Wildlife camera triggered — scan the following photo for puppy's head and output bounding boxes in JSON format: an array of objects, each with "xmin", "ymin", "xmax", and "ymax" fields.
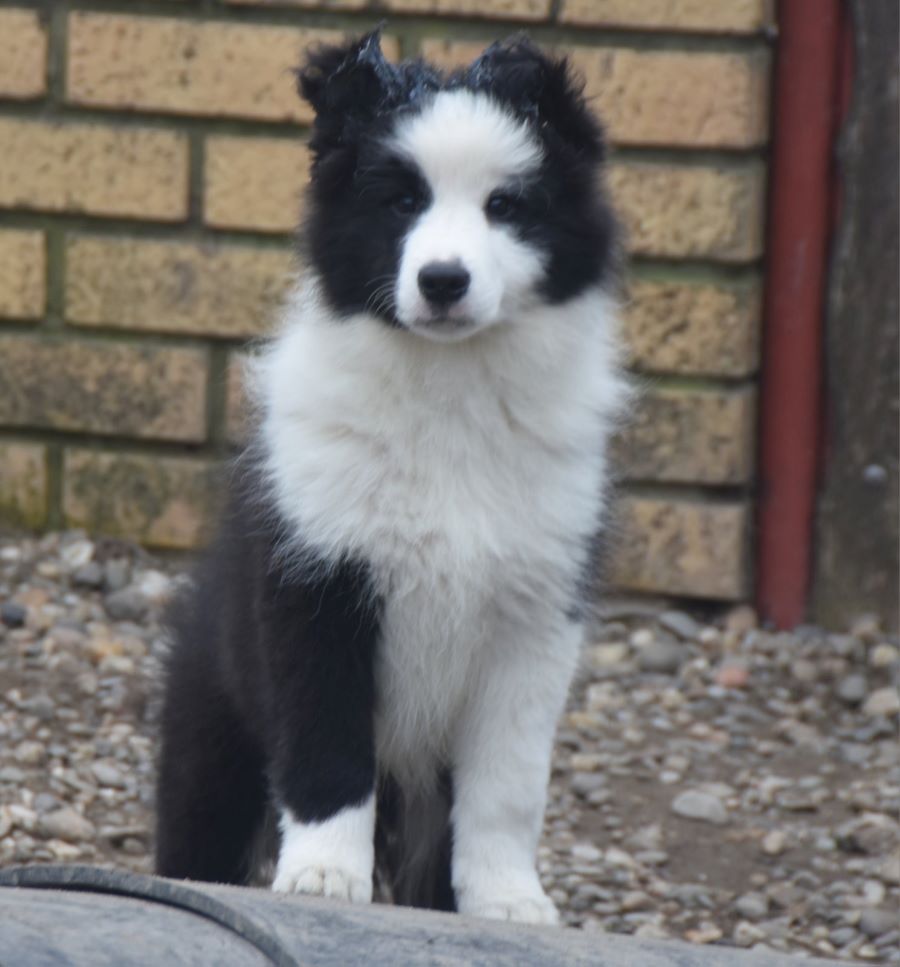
[{"xmin": 298, "ymin": 30, "xmax": 616, "ymax": 342}]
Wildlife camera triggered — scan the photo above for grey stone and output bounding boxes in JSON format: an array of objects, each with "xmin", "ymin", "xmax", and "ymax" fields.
[
  {"xmin": 22, "ymin": 694, "xmax": 55, "ymax": 721},
  {"xmin": 670, "ymin": 790, "xmax": 728, "ymax": 825},
  {"xmin": 14, "ymin": 741, "xmax": 46, "ymax": 766},
  {"xmin": 103, "ymin": 587, "xmax": 149, "ymax": 623},
  {"xmin": 71, "ymin": 561, "xmax": 104, "ymax": 589},
  {"xmin": 33, "ymin": 793, "xmax": 59, "ymax": 813},
  {"xmin": 638, "ymin": 640, "xmax": 684, "ymax": 675},
  {"xmin": 734, "ymin": 892, "xmax": 769, "ymax": 921},
  {"xmin": 829, "ymin": 926, "xmax": 858, "ymax": 947},
  {"xmin": 658, "ymin": 610, "xmax": 702, "ymax": 640},
  {"xmin": 836, "ymin": 673, "xmax": 868, "ymax": 705},
  {"xmin": 103, "ymin": 559, "xmax": 131, "ymax": 592},
  {"xmin": 37, "ymin": 807, "xmax": 95, "ymax": 842},
  {"xmin": 863, "ymin": 687, "xmax": 900, "ymax": 717},
  {"xmin": 859, "ymin": 908, "xmax": 897, "ymax": 938},
  {"xmin": 0, "ymin": 601, "xmax": 26, "ymax": 628},
  {"xmin": 90, "ymin": 761, "xmax": 127, "ymax": 789}
]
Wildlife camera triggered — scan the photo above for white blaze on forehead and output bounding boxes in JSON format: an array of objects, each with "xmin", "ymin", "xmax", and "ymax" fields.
[{"xmin": 390, "ymin": 89, "xmax": 542, "ymax": 192}]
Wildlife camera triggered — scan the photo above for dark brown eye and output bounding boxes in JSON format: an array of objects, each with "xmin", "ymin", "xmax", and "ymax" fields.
[
  {"xmin": 485, "ymin": 191, "xmax": 517, "ymax": 221},
  {"xmin": 391, "ymin": 192, "xmax": 421, "ymax": 216}
]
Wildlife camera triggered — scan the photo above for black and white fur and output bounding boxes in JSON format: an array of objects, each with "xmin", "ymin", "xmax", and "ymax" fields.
[{"xmin": 156, "ymin": 31, "xmax": 629, "ymax": 925}]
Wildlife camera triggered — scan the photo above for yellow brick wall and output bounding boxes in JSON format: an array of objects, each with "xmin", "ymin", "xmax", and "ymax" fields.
[{"xmin": 0, "ymin": 0, "xmax": 775, "ymax": 601}]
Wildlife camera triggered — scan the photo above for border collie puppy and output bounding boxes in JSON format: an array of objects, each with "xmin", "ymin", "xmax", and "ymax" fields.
[{"xmin": 156, "ymin": 30, "xmax": 628, "ymax": 925}]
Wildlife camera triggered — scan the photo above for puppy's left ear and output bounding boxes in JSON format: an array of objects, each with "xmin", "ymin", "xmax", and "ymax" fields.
[{"xmin": 467, "ymin": 38, "xmax": 606, "ymax": 162}]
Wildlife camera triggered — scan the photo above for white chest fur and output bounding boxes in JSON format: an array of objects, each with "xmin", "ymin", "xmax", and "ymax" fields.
[{"xmin": 258, "ymin": 282, "xmax": 627, "ymax": 782}]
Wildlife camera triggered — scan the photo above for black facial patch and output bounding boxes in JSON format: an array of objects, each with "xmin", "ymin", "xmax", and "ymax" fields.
[{"xmin": 304, "ymin": 141, "xmax": 432, "ymax": 323}]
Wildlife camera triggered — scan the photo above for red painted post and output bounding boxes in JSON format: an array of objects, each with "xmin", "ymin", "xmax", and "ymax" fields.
[{"xmin": 756, "ymin": 0, "xmax": 845, "ymax": 628}]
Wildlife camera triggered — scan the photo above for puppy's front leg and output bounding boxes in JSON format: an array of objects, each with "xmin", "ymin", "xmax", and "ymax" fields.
[
  {"xmin": 261, "ymin": 559, "xmax": 380, "ymax": 903},
  {"xmin": 451, "ymin": 621, "xmax": 581, "ymax": 925}
]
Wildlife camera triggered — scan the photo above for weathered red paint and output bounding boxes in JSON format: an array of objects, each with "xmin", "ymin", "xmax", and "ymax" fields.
[{"xmin": 756, "ymin": 0, "xmax": 847, "ymax": 628}]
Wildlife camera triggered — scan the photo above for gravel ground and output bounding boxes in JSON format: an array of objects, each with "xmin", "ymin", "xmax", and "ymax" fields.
[{"xmin": 1, "ymin": 530, "xmax": 897, "ymax": 962}]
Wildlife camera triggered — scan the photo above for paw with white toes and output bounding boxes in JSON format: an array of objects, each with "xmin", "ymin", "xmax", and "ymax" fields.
[
  {"xmin": 456, "ymin": 872, "xmax": 559, "ymax": 925},
  {"xmin": 272, "ymin": 862, "xmax": 372, "ymax": 903},
  {"xmin": 273, "ymin": 800, "xmax": 374, "ymax": 905}
]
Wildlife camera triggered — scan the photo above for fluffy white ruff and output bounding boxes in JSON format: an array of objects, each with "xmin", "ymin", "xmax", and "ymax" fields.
[{"xmin": 255, "ymin": 279, "xmax": 628, "ymax": 920}]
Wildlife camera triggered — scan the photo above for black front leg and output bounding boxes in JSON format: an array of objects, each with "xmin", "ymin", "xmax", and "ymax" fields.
[{"xmin": 261, "ymin": 553, "xmax": 382, "ymax": 902}]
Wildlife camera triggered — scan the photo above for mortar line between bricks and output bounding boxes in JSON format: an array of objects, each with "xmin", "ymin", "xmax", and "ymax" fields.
[
  {"xmin": 621, "ymin": 481, "xmax": 756, "ymax": 504},
  {"xmin": 627, "ymin": 367, "xmax": 759, "ymax": 385},
  {"xmin": 627, "ymin": 260, "xmax": 763, "ymax": 285},
  {"xmin": 205, "ymin": 344, "xmax": 230, "ymax": 455},
  {"xmin": 0, "ymin": 319, "xmax": 264, "ymax": 350},
  {"xmin": 627, "ymin": 373, "xmax": 759, "ymax": 394},
  {"xmin": 0, "ymin": 211, "xmax": 299, "ymax": 249},
  {"xmin": 46, "ymin": 1, "xmax": 67, "ymax": 105},
  {"xmin": 45, "ymin": 443, "xmax": 64, "ymax": 531},
  {"xmin": 0, "ymin": 323, "xmax": 222, "ymax": 354},
  {"xmin": 187, "ymin": 128, "xmax": 206, "ymax": 226},
  {"xmin": 41, "ymin": 230, "xmax": 66, "ymax": 332},
  {"xmin": 0, "ymin": 0, "xmax": 775, "ymax": 54},
  {"xmin": 0, "ymin": 426, "xmax": 227, "ymax": 460}
]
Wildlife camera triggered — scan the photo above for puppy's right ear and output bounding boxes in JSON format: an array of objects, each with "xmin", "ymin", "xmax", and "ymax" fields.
[{"xmin": 297, "ymin": 29, "xmax": 394, "ymax": 157}]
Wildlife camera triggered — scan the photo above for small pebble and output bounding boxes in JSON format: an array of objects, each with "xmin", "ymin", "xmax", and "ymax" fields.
[
  {"xmin": 734, "ymin": 892, "xmax": 769, "ymax": 921},
  {"xmin": 837, "ymin": 674, "xmax": 869, "ymax": 706},
  {"xmin": 671, "ymin": 790, "xmax": 728, "ymax": 825},
  {"xmin": 638, "ymin": 640, "xmax": 683, "ymax": 675},
  {"xmin": 863, "ymin": 687, "xmax": 900, "ymax": 718},
  {"xmin": 38, "ymin": 808, "xmax": 95, "ymax": 843},
  {"xmin": 0, "ymin": 602, "xmax": 27, "ymax": 628},
  {"xmin": 762, "ymin": 831, "xmax": 788, "ymax": 856},
  {"xmin": 859, "ymin": 908, "xmax": 897, "ymax": 939}
]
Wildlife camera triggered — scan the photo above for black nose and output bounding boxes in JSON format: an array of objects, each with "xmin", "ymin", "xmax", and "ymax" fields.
[{"xmin": 418, "ymin": 261, "xmax": 470, "ymax": 306}]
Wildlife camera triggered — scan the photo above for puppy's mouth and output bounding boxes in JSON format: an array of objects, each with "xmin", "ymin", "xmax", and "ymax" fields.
[{"xmin": 407, "ymin": 314, "xmax": 479, "ymax": 342}]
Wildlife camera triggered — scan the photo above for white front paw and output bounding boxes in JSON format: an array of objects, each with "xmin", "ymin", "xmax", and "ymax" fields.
[
  {"xmin": 272, "ymin": 862, "xmax": 372, "ymax": 903},
  {"xmin": 456, "ymin": 871, "xmax": 559, "ymax": 925},
  {"xmin": 273, "ymin": 801, "xmax": 375, "ymax": 905}
]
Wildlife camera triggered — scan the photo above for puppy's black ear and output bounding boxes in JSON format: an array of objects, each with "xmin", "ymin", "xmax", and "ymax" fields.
[
  {"xmin": 466, "ymin": 38, "xmax": 605, "ymax": 162},
  {"xmin": 297, "ymin": 29, "xmax": 397, "ymax": 157}
]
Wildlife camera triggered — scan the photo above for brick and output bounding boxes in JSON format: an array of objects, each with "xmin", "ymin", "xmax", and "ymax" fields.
[
  {"xmin": 559, "ymin": 0, "xmax": 774, "ymax": 32},
  {"xmin": 423, "ymin": 41, "xmax": 769, "ymax": 148},
  {"xmin": 622, "ymin": 277, "xmax": 761, "ymax": 377},
  {"xmin": 205, "ymin": 136, "xmax": 310, "ymax": 233},
  {"xmin": 225, "ymin": 353, "xmax": 255, "ymax": 444},
  {"xmin": 0, "ymin": 336, "xmax": 207, "ymax": 442},
  {"xmin": 64, "ymin": 450, "xmax": 217, "ymax": 549},
  {"xmin": 616, "ymin": 386, "xmax": 756, "ymax": 484},
  {"xmin": 0, "ymin": 230, "xmax": 45, "ymax": 320},
  {"xmin": 611, "ymin": 496, "xmax": 750, "ymax": 599},
  {"xmin": 66, "ymin": 14, "xmax": 398, "ymax": 124},
  {"xmin": 419, "ymin": 39, "xmax": 486, "ymax": 69},
  {"xmin": 0, "ymin": 9, "xmax": 47, "ymax": 99},
  {"xmin": 0, "ymin": 119, "xmax": 188, "ymax": 221},
  {"xmin": 608, "ymin": 162, "xmax": 766, "ymax": 262},
  {"xmin": 568, "ymin": 48, "xmax": 770, "ymax": 148},
  {"xmin": 66, "ymin": 236, "xmax": 293, "ymax": 340},
  {"xmin": 378, "ymin": 0, "xmax": 551, "ymax": 19},
  {"xmin": 0, "ymin": 442, "xmax": 47, "ymax": 528}
]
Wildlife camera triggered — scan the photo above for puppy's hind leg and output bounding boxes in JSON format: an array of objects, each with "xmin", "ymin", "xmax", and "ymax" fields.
[{"xmin": 156, "ymin": 659, "xmax": 267, "ymax": 885}]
